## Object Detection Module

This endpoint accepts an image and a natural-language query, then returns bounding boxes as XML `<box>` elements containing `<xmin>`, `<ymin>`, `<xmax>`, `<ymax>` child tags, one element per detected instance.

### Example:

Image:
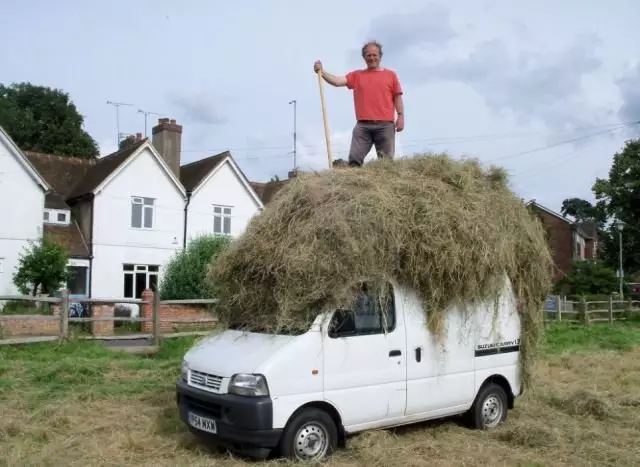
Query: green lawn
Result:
<box><xmin>1</xmin><ymin>321</ymin><xmax>639</xmax><ymax>466</ymax></box>
<box><xmin>542</xmin><ymin>316</ymin><xmax>640</xmax><ymax>354</ymax></box>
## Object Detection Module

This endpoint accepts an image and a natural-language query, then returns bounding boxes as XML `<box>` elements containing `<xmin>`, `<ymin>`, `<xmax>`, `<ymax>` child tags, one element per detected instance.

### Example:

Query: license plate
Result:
<box><xmin>188</xmin><ymin>412</ymin><xmax>217</xmax><ymax>434</ymax></box>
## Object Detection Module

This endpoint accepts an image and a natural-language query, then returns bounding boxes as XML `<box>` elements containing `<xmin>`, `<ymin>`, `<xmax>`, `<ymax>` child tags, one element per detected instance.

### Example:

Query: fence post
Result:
<box><xmin>152</xmin><ymin>291</ymin><xmax>160</xmax><ymax>347</ymax></box>
<box><xmin>59</xmin><ymin>289</ymin><xmax>69</xmax><ymax>340</ymax></box>
<box><xmin>581</xmin><ymin>297</ymin><xmax>588</xmax><ymax>325</ymax></box>
<box><xmin>555</xmin><ymin>295</ymin><xmax>562</xmax><ymax>322</ymax></box>
<box><xmin>628</xmin><ymin>297</ymin><xmax>633</xmax><ymax>320</ymax></box>
<box><xmin>608</xmin><ymin>295</ymin><xmax>614</xmax><ymax>324</ymax></box>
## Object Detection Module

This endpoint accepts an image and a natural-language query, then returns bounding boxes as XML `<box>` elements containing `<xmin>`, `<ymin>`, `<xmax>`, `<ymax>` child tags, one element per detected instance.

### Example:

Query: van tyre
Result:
<box><xmin>470</xmin><ymin>383</ymin><xmax>508</xmax><ymax>429</ymax></box>
<box><xmin>279</xmin><ymin>408</ymin><xmax>338</xmax><ymax>461</ymax></box>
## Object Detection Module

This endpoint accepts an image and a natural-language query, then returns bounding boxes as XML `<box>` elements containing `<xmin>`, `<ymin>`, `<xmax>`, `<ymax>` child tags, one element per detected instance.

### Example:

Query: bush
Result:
<box><xmin>159</xmin><ymin>235</ymin><xmax>232</xmax><ymax>300</ymax></box>
<box><xmin>554</xmin><ymin>260</ymin><xmax>618</xmax><ymax>296</ymax></box>
<box><xmin>13</xmin><ymin>236</ymin><xmax>69</xmax><ymax>296</ymax></box>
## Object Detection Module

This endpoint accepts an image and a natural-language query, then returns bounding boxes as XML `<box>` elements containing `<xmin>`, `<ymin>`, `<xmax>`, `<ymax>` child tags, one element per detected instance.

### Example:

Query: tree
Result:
<box><xmin>592</xmin><ymin>139</ymin><xmax>640</xmax><ymax>274</ymax></box>
<box><xmin>159</xmin><ymin>235</ymin><xmax>232</xmax><ymax>300</ymax></box>
<box><xmin>560</xmin><ymin>197</ymin><xmax>605</xmax><ymax>225</ymax></box>
<box><xmin>554</xmin><ymin>260</ymin><xmax>618</xmax><ymax>296</ymax></box>
<box><xmin>13</xmin><ymin>236</ymin><xmax>70</xmax><ymax>296</ymax></box>
<box><xmin>0</xmin><ymin>82</ymin><xmax>99</xmax><ymax>158</ymax></box>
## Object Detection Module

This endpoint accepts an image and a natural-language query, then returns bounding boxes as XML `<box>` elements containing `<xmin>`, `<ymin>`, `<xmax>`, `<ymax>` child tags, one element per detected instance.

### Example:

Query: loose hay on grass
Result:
<box><xmin>207</xmin><ymin>153</ymin><xmax>554</xmax><ymax>388</ymax></box>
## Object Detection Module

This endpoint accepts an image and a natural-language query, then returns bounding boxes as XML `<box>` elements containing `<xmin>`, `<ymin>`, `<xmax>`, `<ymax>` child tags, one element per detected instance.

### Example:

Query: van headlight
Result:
<box><xmin>181</xmin><ymin>360</ymin><xmax>189</xmax><ymax>381</ymax></box>
<box><xmin>228</xmin><ymin>374</ymin><xmax>269</xmax><ymax>397</ymax></box>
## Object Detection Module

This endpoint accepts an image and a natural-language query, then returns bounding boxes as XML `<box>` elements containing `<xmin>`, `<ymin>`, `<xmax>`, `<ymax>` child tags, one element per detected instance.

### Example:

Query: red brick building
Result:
<box><xmin>527</xmin><ymin>200</ymin><xmax>598</xmax><ymax>284</ymax></box>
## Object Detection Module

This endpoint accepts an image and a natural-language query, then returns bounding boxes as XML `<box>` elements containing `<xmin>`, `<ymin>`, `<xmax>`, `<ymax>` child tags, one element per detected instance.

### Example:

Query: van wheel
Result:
<box><xmin>470</xmin><ymin>383</ymin><xmax>508</xmax><ymax>429</ymax></box>
<box><xmin>279</xmin><ymin>408</ymin><xmax>338</xmax><ymax>461</ymax></box>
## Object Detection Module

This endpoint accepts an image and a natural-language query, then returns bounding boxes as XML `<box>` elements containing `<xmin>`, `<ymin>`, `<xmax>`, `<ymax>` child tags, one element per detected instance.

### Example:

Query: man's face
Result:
<box><xmin>363</xmin><ymin>45</ymin><xmax>381</xmax><ymax>69</ymax></box>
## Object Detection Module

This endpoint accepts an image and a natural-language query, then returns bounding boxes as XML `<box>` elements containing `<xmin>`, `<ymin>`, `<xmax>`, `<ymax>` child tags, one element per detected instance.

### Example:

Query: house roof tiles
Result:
<box><xmin>66</xmin><ymin>139</ymin><xmax>147</xmax><ymax>201</ymax></box>
<box><xmin>24</xmin><ymin>151</ymin><xmax>93</xmax><ymax>208</ymax></box>
<box><xmin>180</xmin><ymin>151</ymin><xmax>229</xmax><ymax>193</ymax></box>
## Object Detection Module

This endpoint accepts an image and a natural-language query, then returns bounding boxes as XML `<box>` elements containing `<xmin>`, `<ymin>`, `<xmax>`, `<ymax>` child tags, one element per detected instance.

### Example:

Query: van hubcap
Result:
<box><xmin>482</xmin><ymin>395</ymin><xmax>503</xmax><ymax>427</ymax></box>
<box><xmin>294</xmin><ymin>422</ymin><xmax>328</xmax><ymax>460</ymax></box>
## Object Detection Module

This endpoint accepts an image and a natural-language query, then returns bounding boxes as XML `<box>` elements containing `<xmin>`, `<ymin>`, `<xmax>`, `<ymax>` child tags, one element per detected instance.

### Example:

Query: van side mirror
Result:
<box><xmin>328</xmin><ymin>309</ymin><xmax>356</xmax><ymax>338</ymax></box>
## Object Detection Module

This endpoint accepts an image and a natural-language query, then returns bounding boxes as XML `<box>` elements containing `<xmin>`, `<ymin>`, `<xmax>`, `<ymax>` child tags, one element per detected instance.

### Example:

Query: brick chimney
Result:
<box><xmin>152</xmin><ymin>118</ymin><xmax>182</xmax><ymax>178</ymax></box>
<box><xmin>119</xmin><ymin>132</ymin><xmax>144</xmax><ymax>150</ymax></box>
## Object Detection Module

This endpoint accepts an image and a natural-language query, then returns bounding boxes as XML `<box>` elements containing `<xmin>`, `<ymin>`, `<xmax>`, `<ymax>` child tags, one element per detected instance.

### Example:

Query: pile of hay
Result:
<box><xmin>207</xmin><ymin>153</ymin><xmax>553</xmax><ymax>388</ymax></box>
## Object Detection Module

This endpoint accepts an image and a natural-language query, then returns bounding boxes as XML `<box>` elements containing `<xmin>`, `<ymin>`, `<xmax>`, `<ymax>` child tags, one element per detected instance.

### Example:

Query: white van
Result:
<box><xmin>176</xmin><ymin>278</ymin><xmax>523</xmax><ymax>461</ymax></box>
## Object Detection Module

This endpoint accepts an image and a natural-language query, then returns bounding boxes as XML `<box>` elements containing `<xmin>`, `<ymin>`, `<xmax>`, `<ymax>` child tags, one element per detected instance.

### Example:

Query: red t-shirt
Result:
<box><xmin>345</xmin><ymin>68</ymin><xmax>403</xmax><ymax>122</ymax></box>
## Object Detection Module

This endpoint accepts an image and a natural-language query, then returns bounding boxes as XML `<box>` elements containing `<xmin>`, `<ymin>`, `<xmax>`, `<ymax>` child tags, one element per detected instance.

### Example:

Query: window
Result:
<box><xmin>573</xmin><ymin>234</ymin><xmax>585</xmax><ymax>261</ymax></box>
<box><xmin>67</xmin><ymin>266</ymin><xmax>88</xmax><ymax>295</ymax></box>
<box><xmin>131</xmin><ymin>197</ymin><xmax>155</xmax><ymax>229</ymax></box>
<box><xmin>123</xmin><ymin>264</ymin><xmax>159</xmax><ymax>299</ymax></box>
<box><xmin>0</xmin><ymin>258</ymin><xmax>4</xmax><ymax>274</ymax></box>
<box><xmin>213</xmin><ymin>205</ymin><xmax>232</xmax><ymax>234</ymax></box>
<box><xmin>43</xmin><ymin>209</ymin><xmax>70</xmax><ymax>225</ymax></box>
<box><xmin>328</xmin><ymin>283</ymin><xmax>396</xmax><ymax>338</ymax></box>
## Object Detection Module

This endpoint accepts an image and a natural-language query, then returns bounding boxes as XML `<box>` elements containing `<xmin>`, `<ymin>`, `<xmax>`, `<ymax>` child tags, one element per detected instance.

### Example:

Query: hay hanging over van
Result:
<box><xmin>207</xmin><ymin>153</ymin><xmax>553</xmax><ymax>388</ymax></box>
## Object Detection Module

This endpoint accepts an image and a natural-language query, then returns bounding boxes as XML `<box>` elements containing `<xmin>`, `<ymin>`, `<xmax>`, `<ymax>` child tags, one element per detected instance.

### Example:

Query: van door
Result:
<box><xmin>322</xmin><ymin>282</ymin><xmax>407</xmax><ymax>428</ymax></box>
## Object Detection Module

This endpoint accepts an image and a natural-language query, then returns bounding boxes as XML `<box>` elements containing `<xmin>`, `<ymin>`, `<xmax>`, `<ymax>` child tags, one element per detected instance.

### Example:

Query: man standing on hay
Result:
<box><xmin>314</xmin><ymin>41</ymin><xmax>404</xmax><ymax>168</ymax></box>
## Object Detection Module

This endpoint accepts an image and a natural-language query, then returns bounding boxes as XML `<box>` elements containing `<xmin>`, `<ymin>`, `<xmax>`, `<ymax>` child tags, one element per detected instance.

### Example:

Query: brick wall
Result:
<box><xmin>0</xmin><ymin>291</ymin><xmax>216</xmax><ymax>339</ymax></box>
<box><xmin>140</xmin><ymin>289</ymin><xmax>217</xmax><ymax>333</ymax></box>
<box><xmin>0</xmin><ymin>309</ymin><xmax>60</xmax><ymax>338</ymax></box>
<box><xmin>533</xmin><ymin>207</ymin><xmax>574</xmax><ymax>284</ymax></box>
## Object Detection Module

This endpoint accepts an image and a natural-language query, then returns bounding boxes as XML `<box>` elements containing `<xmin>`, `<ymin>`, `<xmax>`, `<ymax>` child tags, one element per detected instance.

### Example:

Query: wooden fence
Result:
<box><xmin>2</xmin><ymin>292</ymin><xmax>639</xmax><ymax>346</ymax></box>
<box><xmin>0</xmin><ymin>289</ymin><xmax>218</xmax><ymax>346</ymax></box>
<box><xmin>544</xmin><ymin>295</ymin><xmax>640</xmax><ymax>324</ymax></box>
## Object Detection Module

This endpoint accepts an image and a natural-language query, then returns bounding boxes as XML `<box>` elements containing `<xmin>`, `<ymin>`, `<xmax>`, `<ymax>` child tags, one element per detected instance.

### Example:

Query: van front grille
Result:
<box><xmin>189</xmin><ymin>369</ymin><xmax>223</xmax><ymax>392</ymax></box>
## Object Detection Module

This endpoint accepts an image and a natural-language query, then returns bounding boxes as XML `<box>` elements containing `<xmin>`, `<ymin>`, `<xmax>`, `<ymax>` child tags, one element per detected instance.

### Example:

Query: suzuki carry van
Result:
<box><xmin>176</xmin><ymin>279</ymin><xmax>522</xmax><ymax>461</ymax></box>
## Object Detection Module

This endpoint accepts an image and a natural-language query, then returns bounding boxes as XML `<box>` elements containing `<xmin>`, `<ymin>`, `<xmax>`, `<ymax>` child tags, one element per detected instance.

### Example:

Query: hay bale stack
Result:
<box><xmin>207</xmin><ymin>153</ymin><xmax>553</xmax><ymax>388</ymax></box>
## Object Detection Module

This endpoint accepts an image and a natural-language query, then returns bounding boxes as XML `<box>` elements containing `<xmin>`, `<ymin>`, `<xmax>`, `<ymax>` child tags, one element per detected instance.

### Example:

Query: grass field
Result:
<box><xmin>1</xmin><ymin>320</ymin><xmax>640</xmax><ymax>467</ymax></box>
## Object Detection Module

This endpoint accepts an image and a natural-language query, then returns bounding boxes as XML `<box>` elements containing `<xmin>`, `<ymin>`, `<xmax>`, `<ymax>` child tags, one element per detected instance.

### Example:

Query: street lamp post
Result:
<box><xmin>617</xmin><ymin>220</ymin><xmax>625</xmax><ymax>298</ymax></box>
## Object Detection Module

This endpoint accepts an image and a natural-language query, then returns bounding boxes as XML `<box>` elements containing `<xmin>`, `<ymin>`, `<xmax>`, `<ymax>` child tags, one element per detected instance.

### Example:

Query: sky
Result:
<box><xmin>2</xmin><ymin>0</ymin><xmax>639</xmax><ymax>212</ymax></box>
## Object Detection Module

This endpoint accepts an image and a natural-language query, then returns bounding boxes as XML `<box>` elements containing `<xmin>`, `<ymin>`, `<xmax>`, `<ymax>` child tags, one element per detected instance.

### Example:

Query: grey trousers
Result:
<box><xmin>348</xmin><ymin>120</ymin><xmax>396</xmax><ymax>166</ymax></box>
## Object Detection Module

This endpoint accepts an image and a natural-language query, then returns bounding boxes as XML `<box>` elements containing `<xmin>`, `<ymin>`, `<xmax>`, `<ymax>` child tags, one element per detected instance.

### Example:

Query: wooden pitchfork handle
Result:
<box><xmin>317</xmin><ymin>70</ymin><xmax>333</xmax><ymax>169</ymax></box>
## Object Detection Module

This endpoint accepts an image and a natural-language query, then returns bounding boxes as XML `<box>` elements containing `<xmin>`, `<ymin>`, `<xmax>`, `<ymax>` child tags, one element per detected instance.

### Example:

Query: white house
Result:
<box><xmin>19</xmin><ymin>117</ymin><xmax>267</xmax><ymax>303</ymax></box>
<box><xmin>0</xmin><ymin>125</ymin><xmax>50</xmax><ymax>302</ymax></box>
<box><xmin>180</xmin><ymin>151</ymin><xmax>264</xmax><ymax>243</ymax></box>
<box><xmin>25</xmin><ymin>151</ymin><xmax>94</xmax><ymax>300</ymax></box>
<box><xmin>64</xmin><ymin>137</ymin><xmax>187</xmax><ymax>300</ymax></box>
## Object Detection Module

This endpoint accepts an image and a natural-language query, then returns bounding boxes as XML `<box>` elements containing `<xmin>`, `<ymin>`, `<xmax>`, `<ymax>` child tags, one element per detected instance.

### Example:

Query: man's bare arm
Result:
<box><xmin>394</xmin><ymin>93</ymin><xmax>404</xmax><ymax>115</ymax></box>
<box><xmin>321</xmin><ymin>70</ymin><xmax>347</xmax><ymax>87</ymax></box>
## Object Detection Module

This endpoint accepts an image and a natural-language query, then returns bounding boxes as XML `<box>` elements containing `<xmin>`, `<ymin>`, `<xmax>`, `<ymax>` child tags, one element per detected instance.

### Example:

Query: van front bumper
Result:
<box><xmin>176</xmin><ymin>378</ymin><xmax>282</xmax><ymax>459</ymax></box>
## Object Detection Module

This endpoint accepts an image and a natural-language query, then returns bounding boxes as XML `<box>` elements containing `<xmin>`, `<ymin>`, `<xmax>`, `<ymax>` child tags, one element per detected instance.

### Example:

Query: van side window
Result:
<box><xmin>328</xmin><ymin>283</ymin><xmax>396</xmax><ymax>338</ymax></box>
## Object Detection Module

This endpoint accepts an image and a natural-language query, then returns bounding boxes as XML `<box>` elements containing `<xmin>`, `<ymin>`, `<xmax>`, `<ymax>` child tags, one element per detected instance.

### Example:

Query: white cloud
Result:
<box><xmin>616</xmin><ymin>59</ymin><xmax>640</xmax><ymax>135</ymax></box>
<box><xmin>165</xmin><ymin>89</ymin><xmax>229</xmax><ymax>126</ymax></box>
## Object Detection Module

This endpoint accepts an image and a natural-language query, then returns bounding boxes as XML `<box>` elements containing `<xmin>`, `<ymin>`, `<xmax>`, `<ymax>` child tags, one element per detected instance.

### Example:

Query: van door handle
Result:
<box><xmin>389</xmin><ymin>350</ymin><xmax>401</xmax><ymax>357</ymax></box>
<box><xmin>415</xmin><ymin>347</ymin><xmax>422</xmax><ymax>362</ymax></box>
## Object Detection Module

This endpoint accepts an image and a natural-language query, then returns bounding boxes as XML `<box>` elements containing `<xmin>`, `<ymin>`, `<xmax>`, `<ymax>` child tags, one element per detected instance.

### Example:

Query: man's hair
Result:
<box><xmin>361</xmin><ymin>41</ymin><xmax>383</xmax><ymax>57</ymax></box>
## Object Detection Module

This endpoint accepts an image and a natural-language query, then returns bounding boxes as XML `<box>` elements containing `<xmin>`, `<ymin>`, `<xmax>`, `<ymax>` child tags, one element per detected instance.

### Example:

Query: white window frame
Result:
<box><xmin>43</xmin><ymin>209</ymin><xmax>70</xmax><ymax>225</ymax></box>
<box><xmin>131</xmin><ymin>196</ymin><xmax>155</xmax><ymax>229</ymax></box>
<box><xmin>122</xmin><ymin>264</ymin><xmax>159</xmax><ymax>299</ymax></box>
<box><xmin>213</xmin><ymin>205</ymin><xmax>232</xmax><ymax>235</ymax></box>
